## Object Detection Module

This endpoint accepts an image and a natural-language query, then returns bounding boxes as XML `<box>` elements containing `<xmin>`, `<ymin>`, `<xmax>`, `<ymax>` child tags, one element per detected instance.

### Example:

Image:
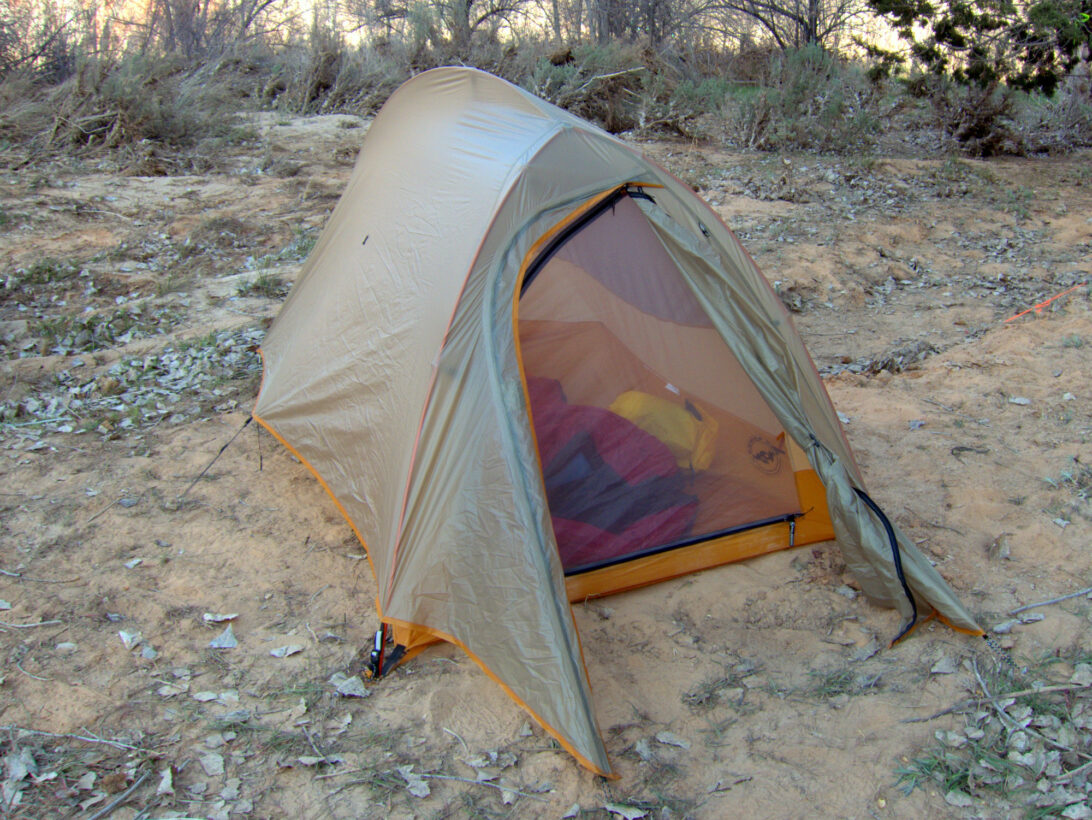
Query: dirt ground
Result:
<box><xmin>1</xmin><ymin>114</ymin><xmax>1089</xmax><ymax>819</ymax></box>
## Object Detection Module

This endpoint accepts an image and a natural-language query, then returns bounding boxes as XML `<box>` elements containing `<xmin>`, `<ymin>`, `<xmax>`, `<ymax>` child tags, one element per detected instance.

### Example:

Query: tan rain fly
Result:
<box><xmin>253</xmin><ymin>67</ymin><xmax>982</xmax><ymax>776</ymax></box>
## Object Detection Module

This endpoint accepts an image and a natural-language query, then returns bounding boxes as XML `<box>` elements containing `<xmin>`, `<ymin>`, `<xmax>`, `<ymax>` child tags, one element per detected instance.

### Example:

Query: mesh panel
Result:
<box><xmin>519</xmin><ymin>195</ymin><xmax>802</xmax><ymax>573</ymax></box>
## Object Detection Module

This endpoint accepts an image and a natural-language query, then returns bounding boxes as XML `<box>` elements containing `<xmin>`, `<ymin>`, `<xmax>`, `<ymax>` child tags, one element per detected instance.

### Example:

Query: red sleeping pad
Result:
<box><xmin>527</xmin><ymin>378</ymin><xmax>698</xmax><ymax>571</ymax></box>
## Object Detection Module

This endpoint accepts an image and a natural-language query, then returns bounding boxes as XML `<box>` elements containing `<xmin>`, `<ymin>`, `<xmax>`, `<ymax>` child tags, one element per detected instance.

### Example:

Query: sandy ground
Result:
<box><xmin>1</xmin><ymin>114</ymin><xmax>1090</xmax><ymax>819</ymax></box>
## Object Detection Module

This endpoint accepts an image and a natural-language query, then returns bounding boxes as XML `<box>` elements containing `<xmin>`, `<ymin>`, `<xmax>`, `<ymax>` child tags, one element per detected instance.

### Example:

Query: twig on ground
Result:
<box><xmin>443</xmin><ymin>726</ymin><xmax>469</xmax><ymax>755</ymax></box>
<box><xmin>0</xmin><ymin>568</ymin><xmax>81</xmax><ymax>583</ymax></box>
<box><xmin>303</xmin><ymin>728</ymin><xmax>332</xmax><ymax>766</ymax></box>
<box><xmin>1010</xmin><ymin>586</ymin><xmax>1092</xmax><ymax>615</ymax></box>
<box><xmin>0</xmin><ymin>619</ymin><xmax>63</xmax><ymax>629</ymax></box>
<box><xmin>419</xmin><ymin>773</ymin><xmax>547</xmax><ymax>801</ymax></box>
<box><xmin>14</xmin><ymin>658</ymin><xmax>51</xmax><ymax>682</ymax></box>
<box><xmin>1057</xmin><ymin>759</ymin><xmax>1092</xmax><ymax>784</ymax></box>
<box><xmin>902</xmin><ymin>680</ymin><xmax>1092</xmax><ymax>723</ymax></box>
<box><xmin>86</xmin><ymin>771</ymin><xmax>150</xmax><ymax>820</ymax></box>
<box><xmin>3</xmin><ymin>726</ymin><xmax>150</xmax><ymax>752</ymax></box>
<box><xmin>87</xmin><ymin>496</ymin><xmax>122</xmax><ymax>523</ymax></box>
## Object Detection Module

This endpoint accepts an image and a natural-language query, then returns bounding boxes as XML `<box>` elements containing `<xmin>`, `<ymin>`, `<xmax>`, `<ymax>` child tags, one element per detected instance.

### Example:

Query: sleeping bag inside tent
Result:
<box><xmin>251</xmin><ymin>67</ymin><xmax>982</xmax><ymax>777</ymax></box>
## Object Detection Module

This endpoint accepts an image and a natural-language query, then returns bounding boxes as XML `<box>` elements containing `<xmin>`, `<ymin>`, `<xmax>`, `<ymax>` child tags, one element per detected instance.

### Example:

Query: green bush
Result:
<box><xmin>721</xmin><ymin>45</ymin><xmax>883</xmax><ymax>153</ymax></box>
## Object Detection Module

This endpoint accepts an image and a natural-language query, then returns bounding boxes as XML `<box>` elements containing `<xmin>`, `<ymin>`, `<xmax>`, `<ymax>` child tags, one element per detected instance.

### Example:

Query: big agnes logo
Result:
<box><xmin>747</xmin><ymin>435</ymin><xmax>786</xmax><ymax>475</ymax></box>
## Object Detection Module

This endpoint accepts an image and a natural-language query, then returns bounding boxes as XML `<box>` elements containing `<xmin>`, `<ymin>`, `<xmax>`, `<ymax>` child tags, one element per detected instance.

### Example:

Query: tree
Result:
<box><xmin>868</xmin><ymin>0</ymin><xmax>1092</xmax><ymax>95</ymax></box>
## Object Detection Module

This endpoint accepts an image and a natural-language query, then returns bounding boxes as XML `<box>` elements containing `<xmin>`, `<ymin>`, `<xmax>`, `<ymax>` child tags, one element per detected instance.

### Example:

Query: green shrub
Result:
<box><xmin>721</xmin><ymin>45</ymin><xmax>882</xmax><ymax>153</ymax></box>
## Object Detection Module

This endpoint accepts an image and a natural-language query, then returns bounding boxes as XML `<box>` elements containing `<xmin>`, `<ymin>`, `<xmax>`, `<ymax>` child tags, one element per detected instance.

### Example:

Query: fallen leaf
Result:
<box><xmin>209</xmin><ymin>625</ymin><xmax>237</xmax><ymax>649</ymax></box>
<box><xmin>156</xmin><ymin>767</ymin><xmax>174</xmax><ymax>796</ymax></box>
<box><xmin>1071</xmin><ymin>664</ymin><xmax>1092</xmax><ymax>686</ymax></box>
<box><xmin>270</xmin><ymin>644</ymin><xmax>303</xmax><ymax>658</ymax></box>
<box><xmin>157</xmin><ymin>682</ymin><xmax>189</xmax><ymax>697</ymax></box>
<box><xmin>219</xmin><ymin>777</ymin><xmax>240</xmax><ymax>800</ymax></box>
<box><xmin>328</xmin><ymin>672</ymin><xmax>369</xmax><ymax>698</ymax></box>
<box><xmin>930</xmin><ymin>656</ymin><xmax>959</xmax><ymax>675</ymax></box>
<box><xmin>397</xmin><ymin>765</ymin><xmax>431</xmax><ymax>798</ymax></box>
<box><xmin>203</xmin><ymin>613</ymin><xmax>238</xmax><ymax>623</ymax></box>
<box><xmin>944</xmin><ymin>789</ymin><xmax>973</xmax><ymax>807</ymax></box>
<box><xmin>199</xmin><ymin>752</ymin><xmax>225</xmax><ymax>777</ymax></box>
<box><xmin>605</xmin><ymin>802</ymin><xmax>647</xmax><ymax>819</ymax></box>
<box><xmin>654</xmin><ymin>730</ymin><xmax>691</xmax><ymax>750</ymax></box>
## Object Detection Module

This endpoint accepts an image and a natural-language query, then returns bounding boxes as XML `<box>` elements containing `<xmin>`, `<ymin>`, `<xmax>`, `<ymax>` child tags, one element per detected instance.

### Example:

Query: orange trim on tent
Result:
<box><xmin>935</xmin><ymin>611</ymin><xmax>986</xmax><ymax>637</ymax></box>
<box><xmin>382</xmin><ymin>615</ymin><xmax>617</xmax><ymax>778</ymax></box>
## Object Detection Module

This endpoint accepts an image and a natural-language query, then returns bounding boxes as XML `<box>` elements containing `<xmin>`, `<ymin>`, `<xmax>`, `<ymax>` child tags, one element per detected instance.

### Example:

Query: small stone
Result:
<box><xmin>118</xmin><ymin>630</ymin><xmax>142</xmax><ymax>650</ymax></box>
<box><xmin>123</xmin><ymin>558</ymin><xmax>142</xmax><ymax>569</ymax></box>
<box><xmin>55</xmin><ymin>642</ymin><xmax>77</xmax><ymax>654</ymax></box>
<box><xmin>1009</xmin><ymin>396</ymin><xmax>1031</xmax><ymax>406</ymax></box>
<box><xmin>141</xmin><ymin>645</ymin><xmax>158</xmax><ymax>660</ymax></box>
<box><xmin>0</xmin><ymin>600</ymin><xmax>10</xmax><ymax>611</ymax></box>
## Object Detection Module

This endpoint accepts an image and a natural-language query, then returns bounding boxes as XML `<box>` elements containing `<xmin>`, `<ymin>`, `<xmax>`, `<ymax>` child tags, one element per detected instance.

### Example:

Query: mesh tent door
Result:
<box><xmin>518</xmin><ymin>191</ymin><xmax>805</xmax><ymax>578</ymax></box>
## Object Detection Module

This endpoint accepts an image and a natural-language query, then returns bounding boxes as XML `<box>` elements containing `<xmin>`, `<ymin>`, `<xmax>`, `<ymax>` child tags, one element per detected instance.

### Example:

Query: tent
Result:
<box><xmin>252</xmin><ymin>67</ymin><xmax>982</xmax><ymax>776</ymax></box>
